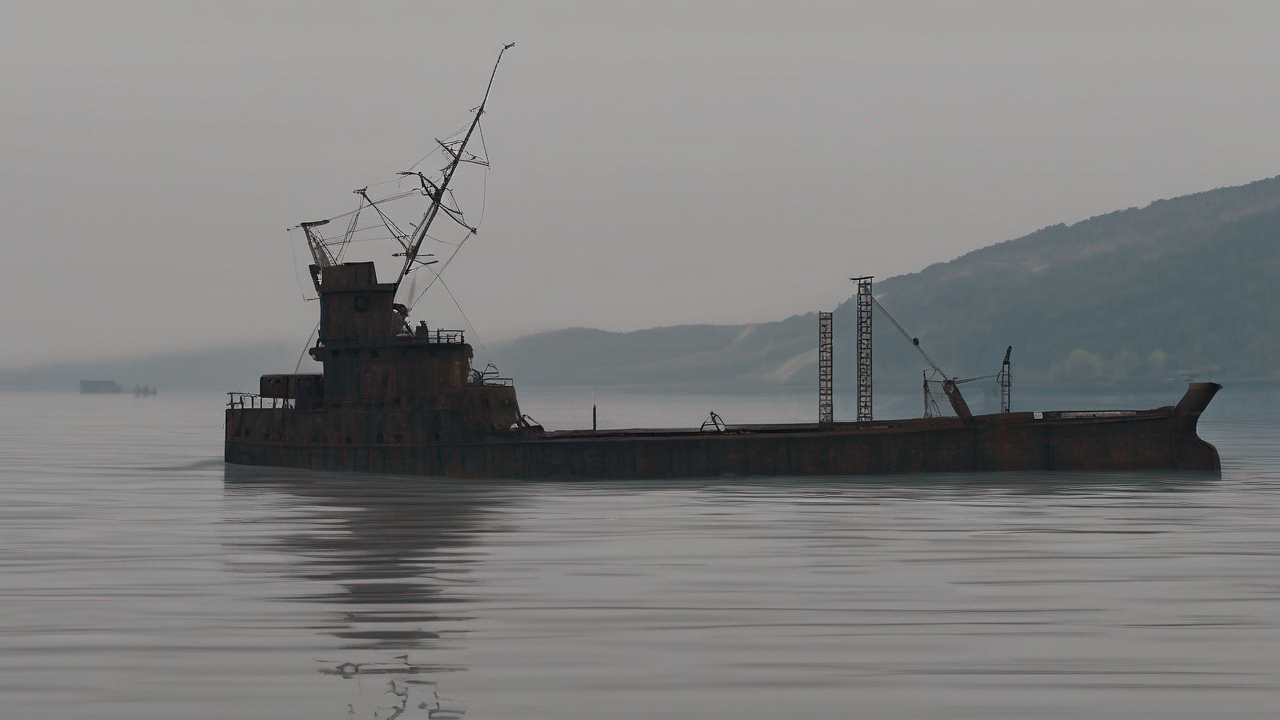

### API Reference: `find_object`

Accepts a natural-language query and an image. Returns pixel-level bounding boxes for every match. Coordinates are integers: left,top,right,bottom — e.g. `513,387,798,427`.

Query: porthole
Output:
354,296,370,312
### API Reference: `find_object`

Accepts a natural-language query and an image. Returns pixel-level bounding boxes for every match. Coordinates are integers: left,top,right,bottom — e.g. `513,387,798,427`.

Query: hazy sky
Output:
2,2,1276,367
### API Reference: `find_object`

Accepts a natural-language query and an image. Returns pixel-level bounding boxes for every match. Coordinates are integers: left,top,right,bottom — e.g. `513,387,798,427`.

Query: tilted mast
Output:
395,43,515,292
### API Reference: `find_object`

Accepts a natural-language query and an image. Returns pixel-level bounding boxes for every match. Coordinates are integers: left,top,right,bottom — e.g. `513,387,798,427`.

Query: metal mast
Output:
998,346,1012,413
395,43,514,291
818,311,834,425
852,276,874,423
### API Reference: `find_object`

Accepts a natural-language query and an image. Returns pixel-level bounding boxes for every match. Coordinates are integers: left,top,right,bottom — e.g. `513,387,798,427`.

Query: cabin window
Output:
354,296,370,312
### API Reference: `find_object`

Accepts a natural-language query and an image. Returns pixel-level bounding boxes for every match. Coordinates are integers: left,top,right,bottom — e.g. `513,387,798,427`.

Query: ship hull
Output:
225,384,1221,480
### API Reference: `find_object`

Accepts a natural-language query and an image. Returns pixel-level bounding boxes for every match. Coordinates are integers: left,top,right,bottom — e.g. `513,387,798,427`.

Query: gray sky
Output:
2,2,1276,367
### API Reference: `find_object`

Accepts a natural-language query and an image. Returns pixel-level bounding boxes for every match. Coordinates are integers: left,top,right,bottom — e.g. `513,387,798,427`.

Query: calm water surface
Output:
1,385,1278,719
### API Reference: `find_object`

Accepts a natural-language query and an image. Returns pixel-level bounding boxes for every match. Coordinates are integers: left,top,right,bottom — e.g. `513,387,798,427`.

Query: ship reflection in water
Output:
219,461,1242,719
223,465,495,718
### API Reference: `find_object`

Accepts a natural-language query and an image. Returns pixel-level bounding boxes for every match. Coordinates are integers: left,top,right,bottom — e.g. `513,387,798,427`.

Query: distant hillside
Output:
493,176,1280,389
867,175,1280,382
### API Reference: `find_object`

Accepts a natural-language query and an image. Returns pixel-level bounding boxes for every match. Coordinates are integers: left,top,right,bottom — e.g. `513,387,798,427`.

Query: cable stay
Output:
338,190,367,260
356,187,415,252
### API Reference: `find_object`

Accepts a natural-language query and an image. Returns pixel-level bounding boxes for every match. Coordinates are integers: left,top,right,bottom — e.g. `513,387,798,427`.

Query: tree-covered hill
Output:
495,175,1280,388
866,175,1280,382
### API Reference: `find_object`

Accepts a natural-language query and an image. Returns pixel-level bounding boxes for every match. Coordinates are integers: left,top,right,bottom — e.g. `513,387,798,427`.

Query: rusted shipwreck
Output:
224,47,1221,479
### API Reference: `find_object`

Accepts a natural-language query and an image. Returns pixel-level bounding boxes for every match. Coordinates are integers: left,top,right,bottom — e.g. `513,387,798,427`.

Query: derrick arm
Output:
300,220,334,293
870,296,974,422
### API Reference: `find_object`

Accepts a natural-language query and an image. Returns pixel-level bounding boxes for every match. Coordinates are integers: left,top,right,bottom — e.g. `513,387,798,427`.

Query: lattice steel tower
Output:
852,276,874,423
998,346,1012,414
818,311,834,425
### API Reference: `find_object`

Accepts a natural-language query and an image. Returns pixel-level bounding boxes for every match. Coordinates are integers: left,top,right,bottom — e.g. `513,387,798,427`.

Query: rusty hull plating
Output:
225,256,1222,479
226,390,1223,480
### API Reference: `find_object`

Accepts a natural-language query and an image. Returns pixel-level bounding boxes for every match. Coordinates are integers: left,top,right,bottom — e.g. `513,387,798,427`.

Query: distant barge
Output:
224,47,1221,480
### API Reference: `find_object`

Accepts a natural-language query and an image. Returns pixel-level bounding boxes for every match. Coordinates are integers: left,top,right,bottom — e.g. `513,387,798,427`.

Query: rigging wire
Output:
284,228,316,302
409,231,474,310
434,274,495,369
317,221,464,246
405,138,492,308
425,232,462,247
316,188,423,225
294,321,319,373
475,165,490,229
407,122,469,172
476,122,490,171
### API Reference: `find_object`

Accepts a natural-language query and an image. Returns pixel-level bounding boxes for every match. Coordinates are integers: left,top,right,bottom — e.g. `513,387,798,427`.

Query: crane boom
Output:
869,296,974,422
870,296,944,375
299,220,336,293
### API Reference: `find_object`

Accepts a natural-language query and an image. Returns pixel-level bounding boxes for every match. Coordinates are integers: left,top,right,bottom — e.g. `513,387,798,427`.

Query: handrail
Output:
227,392,293,410
316,329,467,346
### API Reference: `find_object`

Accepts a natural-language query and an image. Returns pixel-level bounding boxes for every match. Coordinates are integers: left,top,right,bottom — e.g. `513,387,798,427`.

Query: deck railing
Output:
419,329,465,344
227,393,293,410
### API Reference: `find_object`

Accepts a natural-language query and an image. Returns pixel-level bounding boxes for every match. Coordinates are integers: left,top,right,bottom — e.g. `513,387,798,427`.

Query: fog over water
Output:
2,2,1277,368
